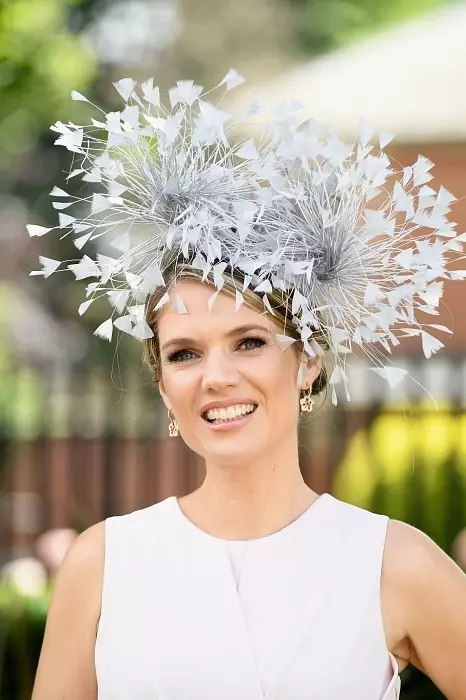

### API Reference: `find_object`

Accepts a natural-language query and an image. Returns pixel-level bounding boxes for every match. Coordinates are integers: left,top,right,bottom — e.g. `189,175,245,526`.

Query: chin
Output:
204,442,263,465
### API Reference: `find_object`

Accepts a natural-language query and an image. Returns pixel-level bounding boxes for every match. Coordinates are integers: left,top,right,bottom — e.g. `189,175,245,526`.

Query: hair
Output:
142,263,328,401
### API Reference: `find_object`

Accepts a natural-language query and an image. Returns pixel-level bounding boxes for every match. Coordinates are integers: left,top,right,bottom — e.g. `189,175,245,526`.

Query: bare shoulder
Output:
383,518,463,603
382,519,466,694
62,520,106,584
381,520,439,665
383,518,433,578
32,521,106,700
51,520,106,622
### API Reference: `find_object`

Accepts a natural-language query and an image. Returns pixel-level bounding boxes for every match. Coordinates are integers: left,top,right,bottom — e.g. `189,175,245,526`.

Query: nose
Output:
200,348,241,393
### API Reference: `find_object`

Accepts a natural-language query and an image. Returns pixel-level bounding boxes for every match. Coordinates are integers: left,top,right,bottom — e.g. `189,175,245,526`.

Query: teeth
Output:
205,404,256,422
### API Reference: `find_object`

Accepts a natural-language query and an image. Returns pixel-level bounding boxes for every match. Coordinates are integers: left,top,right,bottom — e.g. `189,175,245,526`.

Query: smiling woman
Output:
143,263,329,409
141,265,327,469
29,73,466,700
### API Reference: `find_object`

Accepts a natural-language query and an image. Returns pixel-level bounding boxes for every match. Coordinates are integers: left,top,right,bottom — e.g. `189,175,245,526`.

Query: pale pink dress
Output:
95,493,401,700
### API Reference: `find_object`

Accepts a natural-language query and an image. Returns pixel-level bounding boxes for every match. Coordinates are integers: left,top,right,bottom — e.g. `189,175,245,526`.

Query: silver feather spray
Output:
27,72,466,403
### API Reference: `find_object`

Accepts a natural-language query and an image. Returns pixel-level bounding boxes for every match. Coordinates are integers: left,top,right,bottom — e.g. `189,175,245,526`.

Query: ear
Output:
302,357,322,392
158,375,171,412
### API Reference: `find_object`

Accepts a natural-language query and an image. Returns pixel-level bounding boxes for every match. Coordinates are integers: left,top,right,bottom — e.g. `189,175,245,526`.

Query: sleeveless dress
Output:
95,493,402,700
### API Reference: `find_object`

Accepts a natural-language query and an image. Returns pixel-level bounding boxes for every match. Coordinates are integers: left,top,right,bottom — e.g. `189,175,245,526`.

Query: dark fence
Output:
0,356,466,562
0,356,357,558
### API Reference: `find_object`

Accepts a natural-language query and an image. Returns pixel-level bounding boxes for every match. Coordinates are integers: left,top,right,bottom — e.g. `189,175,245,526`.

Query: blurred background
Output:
0,0,465,698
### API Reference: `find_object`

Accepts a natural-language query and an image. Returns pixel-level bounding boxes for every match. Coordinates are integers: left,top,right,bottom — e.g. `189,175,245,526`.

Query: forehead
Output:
156,279,277,338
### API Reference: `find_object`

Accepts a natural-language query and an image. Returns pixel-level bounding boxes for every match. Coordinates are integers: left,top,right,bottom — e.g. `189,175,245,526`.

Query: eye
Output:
166,349,196,363
238,336,266,351
165,336,267,364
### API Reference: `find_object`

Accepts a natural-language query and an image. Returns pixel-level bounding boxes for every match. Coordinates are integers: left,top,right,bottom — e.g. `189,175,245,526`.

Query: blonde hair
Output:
142,264,328,397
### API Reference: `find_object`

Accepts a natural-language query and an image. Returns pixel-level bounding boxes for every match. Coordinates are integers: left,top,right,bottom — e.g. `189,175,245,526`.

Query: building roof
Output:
229,2,466,142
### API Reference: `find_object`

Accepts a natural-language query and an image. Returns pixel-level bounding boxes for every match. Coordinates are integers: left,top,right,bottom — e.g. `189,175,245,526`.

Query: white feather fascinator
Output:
28,70,466,403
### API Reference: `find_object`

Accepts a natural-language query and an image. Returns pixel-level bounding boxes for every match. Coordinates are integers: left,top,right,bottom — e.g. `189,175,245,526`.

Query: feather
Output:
28,72,465,400
27,225,53,237
79,299,94,316
114,315,133,333
94,318,113,341
370,366,408,388
38,256,61,278
220,69,246,91
108,290,131,313
74,232,93,250
421,331,444,359
208,290,219,311
50,187,69,197
172,294,187,314
68,256,101,280
71,90,90,102
275,334,297,351
113,78,136,102
131,321,154,340
154,292,170,311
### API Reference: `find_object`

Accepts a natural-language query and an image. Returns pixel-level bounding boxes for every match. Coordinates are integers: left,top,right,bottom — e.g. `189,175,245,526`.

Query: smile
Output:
202,403,258,428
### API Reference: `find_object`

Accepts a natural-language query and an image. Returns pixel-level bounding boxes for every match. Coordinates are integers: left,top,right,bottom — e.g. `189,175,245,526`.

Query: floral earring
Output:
168,409,179,437
299,387,314,412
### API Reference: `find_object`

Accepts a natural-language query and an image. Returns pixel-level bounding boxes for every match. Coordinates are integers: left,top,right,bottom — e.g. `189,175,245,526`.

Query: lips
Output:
202,404,258,423
199,398,259,415
201,404,259,431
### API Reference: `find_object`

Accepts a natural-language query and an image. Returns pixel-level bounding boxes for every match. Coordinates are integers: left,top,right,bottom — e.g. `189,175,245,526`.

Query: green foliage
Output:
0,285,47,439
0,584,51,700
285,0,454,55
333,406,466,553
0,0,97,171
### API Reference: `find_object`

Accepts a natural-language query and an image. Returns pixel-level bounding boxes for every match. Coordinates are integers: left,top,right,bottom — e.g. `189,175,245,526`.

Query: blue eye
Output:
166,336,266,364
167,349,196,363
239,336,266,351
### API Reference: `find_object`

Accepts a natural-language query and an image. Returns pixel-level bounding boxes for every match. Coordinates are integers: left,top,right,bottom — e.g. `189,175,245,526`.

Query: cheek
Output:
252,355,299,406
268,352,298,388
161,367,197,408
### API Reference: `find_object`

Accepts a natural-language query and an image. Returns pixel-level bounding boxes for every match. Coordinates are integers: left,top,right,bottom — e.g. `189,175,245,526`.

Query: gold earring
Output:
168,409,179,437
299,387,314,412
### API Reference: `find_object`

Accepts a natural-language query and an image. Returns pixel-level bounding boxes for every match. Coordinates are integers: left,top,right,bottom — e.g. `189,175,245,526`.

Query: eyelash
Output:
166,336,267,364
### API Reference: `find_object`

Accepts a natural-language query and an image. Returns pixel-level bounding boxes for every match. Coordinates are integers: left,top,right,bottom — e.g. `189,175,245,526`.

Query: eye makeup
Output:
164,335,268,364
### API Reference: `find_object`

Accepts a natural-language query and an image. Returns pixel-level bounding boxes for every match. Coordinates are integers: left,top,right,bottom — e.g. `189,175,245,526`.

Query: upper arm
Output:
387,520,466,700
31,521,105,700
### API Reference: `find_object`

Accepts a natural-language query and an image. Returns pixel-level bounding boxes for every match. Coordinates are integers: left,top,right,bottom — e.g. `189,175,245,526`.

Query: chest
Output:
95,513,401,700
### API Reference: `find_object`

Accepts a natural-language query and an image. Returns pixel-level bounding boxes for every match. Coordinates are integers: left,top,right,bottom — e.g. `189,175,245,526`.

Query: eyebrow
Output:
160,324,271,352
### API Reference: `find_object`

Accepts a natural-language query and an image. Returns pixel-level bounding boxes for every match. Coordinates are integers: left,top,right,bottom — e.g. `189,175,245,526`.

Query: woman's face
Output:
157,279,319,465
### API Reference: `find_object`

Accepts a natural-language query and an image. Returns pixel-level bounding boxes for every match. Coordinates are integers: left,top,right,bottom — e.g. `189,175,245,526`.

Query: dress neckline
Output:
169,493,330,544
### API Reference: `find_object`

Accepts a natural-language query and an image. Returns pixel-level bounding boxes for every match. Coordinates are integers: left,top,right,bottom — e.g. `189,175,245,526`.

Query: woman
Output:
30,73,466,699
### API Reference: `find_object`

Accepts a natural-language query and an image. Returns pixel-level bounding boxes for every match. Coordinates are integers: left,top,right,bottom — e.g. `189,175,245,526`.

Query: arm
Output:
387,520,466,700
31,522,105,700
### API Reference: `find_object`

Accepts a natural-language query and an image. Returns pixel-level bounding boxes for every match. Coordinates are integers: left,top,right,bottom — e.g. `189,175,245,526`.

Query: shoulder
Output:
43,520,106,643
61,520,105,577
383,519,466,679
70,520,105,566
384,518,432,563
383,518,460,584
381,520,435,638
52,521,106,622
382,519,453,614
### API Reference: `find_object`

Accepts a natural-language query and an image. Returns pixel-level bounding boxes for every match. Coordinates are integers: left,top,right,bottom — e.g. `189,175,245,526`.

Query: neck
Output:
178,451,319,540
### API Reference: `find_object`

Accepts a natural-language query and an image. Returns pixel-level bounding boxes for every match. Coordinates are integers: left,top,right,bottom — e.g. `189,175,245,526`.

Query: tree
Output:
0,0,101,177
283,0,453,55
